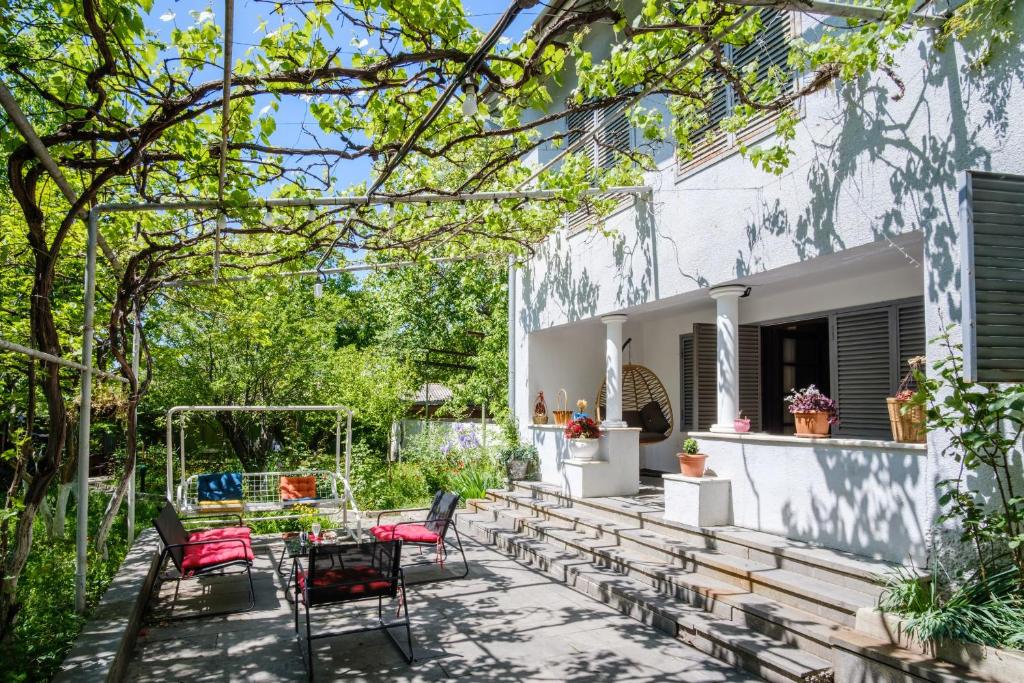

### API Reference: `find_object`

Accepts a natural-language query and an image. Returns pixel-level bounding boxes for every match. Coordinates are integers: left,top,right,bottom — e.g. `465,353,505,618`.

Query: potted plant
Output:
784,385,838,437
500,443,539,483
564,411,602,461
887,356,926,443
734,411,751,433
678,438,707,477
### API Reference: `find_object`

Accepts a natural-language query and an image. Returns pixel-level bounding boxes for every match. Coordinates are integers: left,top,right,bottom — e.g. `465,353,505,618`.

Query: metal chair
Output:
148,500,256,620
294,539,413,680
371,490,469,581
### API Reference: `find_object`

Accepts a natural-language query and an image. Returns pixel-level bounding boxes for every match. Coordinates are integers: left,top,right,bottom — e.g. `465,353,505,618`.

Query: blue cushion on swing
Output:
198,472,243,502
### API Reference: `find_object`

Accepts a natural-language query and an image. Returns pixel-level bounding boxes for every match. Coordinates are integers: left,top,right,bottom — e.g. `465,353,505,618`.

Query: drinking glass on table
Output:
311,522,321,542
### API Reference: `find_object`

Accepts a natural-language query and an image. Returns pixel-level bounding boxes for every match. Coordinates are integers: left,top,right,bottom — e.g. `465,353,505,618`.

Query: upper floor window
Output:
679,9,794,178
563,102,632,232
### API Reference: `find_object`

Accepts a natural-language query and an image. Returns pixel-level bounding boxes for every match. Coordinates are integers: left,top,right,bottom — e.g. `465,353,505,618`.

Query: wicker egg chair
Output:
596,364,674,444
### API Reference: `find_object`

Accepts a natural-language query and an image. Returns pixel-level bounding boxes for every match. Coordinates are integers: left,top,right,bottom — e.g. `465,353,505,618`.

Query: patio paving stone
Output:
127,534,763,681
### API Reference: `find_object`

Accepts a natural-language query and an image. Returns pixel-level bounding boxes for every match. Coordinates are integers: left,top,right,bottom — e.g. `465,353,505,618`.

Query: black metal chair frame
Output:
148,500,256,621
294,540,413,680
374,490,469,582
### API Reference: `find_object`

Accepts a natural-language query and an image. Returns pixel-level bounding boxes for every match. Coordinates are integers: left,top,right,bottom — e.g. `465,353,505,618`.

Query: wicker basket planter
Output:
887,398,926,443
552,389,572,426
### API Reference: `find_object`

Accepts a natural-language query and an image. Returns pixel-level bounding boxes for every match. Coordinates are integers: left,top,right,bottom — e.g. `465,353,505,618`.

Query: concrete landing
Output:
127,536,762,682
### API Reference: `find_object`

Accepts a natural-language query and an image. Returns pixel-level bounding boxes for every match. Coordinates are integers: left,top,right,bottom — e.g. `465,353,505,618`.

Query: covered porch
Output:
521,235,932,566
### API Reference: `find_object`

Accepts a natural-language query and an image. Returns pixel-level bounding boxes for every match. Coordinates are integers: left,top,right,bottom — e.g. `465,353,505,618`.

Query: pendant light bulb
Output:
461,81,478,117
306,208,316,222
313,281,324,299
263,208,274,224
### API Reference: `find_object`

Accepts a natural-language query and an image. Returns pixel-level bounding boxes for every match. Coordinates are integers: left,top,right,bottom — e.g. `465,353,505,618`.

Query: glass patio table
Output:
278,528,368,601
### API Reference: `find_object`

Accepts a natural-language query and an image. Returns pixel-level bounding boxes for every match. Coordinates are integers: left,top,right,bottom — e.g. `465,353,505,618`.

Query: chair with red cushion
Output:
370,490,468,581
295,539,412,678
149,500,256,620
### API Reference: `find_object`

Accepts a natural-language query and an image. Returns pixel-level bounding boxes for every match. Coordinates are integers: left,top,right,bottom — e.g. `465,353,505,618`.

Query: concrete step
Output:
472,499,852,660
456,509,834,683
488,491,877,626
504,481,922,599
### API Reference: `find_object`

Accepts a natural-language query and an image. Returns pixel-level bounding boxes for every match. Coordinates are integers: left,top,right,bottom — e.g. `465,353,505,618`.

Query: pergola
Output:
0,0,946,614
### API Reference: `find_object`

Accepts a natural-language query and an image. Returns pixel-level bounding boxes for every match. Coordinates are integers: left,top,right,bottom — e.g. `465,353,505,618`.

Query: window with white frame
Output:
679,9,794,178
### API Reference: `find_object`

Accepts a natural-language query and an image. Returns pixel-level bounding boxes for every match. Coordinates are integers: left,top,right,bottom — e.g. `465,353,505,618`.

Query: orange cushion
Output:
280,475,317,501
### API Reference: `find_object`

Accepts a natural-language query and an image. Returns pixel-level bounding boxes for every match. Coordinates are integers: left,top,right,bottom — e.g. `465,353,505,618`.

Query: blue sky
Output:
147,0,542,192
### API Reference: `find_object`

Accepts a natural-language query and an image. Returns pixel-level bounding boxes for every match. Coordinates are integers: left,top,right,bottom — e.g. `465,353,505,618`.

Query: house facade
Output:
510,5,1024,566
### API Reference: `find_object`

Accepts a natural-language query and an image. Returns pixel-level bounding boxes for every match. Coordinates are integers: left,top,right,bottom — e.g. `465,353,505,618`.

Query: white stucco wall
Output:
509,7,1024,560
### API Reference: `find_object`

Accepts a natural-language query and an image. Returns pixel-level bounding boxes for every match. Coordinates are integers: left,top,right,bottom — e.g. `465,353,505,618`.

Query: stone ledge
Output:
685,430,927,452
55,528,161,683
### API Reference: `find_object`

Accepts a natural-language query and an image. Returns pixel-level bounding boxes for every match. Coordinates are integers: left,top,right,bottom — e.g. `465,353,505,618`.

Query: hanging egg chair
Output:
596,358,674,444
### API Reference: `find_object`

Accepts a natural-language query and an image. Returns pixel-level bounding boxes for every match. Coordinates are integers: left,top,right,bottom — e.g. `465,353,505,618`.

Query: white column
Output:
709,285,748,433
601,314,629,428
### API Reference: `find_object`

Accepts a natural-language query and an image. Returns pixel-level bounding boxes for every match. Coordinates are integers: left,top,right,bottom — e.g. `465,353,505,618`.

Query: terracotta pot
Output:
734,418,751,433
568,438,601,462
793,411,830,437
677,453,707,477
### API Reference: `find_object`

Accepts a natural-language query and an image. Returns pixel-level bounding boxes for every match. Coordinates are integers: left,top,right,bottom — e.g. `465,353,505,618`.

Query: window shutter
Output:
897,301,925,388
679,334,695,431
690,323,761,431
831,307,893,439
732,9,792,87
694,323,717,431
962,171,1024,382
598,105,631,169
739,325,762,432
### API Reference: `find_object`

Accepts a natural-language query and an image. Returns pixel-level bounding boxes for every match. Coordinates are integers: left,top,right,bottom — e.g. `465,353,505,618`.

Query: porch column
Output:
601,314,629,428
708,285,748,433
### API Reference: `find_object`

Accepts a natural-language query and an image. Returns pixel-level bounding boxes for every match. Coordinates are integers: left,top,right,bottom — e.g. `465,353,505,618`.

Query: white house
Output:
509,3,1024,566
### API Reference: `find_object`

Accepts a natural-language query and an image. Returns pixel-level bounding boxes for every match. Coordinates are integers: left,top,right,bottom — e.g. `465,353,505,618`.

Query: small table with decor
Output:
278,528,366,602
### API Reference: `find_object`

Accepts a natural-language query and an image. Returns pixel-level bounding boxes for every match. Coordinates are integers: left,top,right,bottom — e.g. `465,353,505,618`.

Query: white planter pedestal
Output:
663,474,732,527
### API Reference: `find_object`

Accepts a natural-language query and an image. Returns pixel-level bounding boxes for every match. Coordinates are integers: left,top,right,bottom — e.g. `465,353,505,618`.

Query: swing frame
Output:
165,405,361,529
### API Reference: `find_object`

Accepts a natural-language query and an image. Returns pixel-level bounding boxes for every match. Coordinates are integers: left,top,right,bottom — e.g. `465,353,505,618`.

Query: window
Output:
679,9,794,178
961,170,1024,383
681,298,925,439
563,103,633,232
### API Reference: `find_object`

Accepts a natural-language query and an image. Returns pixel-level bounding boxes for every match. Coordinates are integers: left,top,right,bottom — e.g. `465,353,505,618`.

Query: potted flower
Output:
564,412,602,461
887,356,926,443
678,438,707,477
784,385,838,437
734,411,751,433
500,443,539,483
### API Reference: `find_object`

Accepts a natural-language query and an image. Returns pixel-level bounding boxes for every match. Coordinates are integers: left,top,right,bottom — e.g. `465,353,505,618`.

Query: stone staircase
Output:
454,481,985,683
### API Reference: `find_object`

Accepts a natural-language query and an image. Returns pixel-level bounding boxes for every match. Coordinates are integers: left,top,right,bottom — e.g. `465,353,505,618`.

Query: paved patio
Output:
128,534,762,682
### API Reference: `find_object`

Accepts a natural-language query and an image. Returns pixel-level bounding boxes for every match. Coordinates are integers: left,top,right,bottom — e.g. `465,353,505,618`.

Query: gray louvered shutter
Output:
739,325,762,432
732,9,792,88
679,334,695,431
599,105,631,169
694,323,718,431
692,323,761,431
963,171,1024,382
897,301,925,388
831,307,893,439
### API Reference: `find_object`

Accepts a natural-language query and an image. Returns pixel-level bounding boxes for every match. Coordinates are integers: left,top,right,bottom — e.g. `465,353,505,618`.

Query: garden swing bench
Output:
166,405,363,534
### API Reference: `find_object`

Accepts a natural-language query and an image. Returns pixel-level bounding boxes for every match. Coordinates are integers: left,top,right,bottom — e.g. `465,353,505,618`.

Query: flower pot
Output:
678,453,707,477
886,398,926,443
507,459,530,481
793,411,830,437
568,437,601,462
734,418,751,433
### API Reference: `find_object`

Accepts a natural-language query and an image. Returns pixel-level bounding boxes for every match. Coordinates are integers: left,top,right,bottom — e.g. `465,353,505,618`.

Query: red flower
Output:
564,416,601,439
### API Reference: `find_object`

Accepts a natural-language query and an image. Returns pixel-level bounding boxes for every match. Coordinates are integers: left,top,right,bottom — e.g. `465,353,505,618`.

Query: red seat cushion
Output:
189,526,251,542
370,523,440,544
181,535,254,574
297,564,394,604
